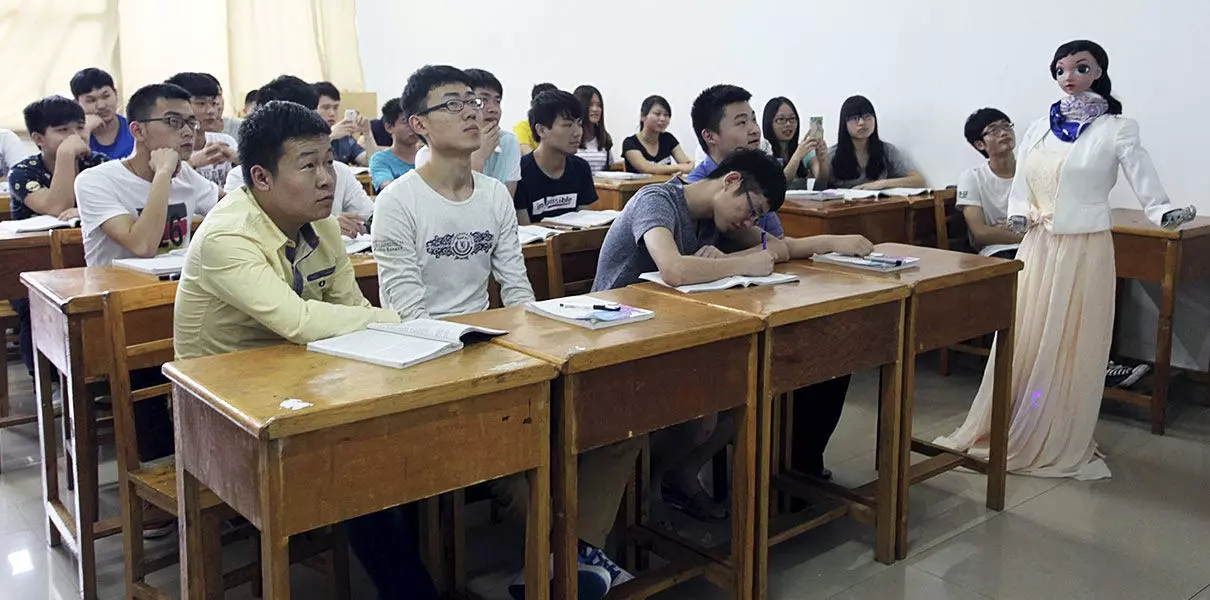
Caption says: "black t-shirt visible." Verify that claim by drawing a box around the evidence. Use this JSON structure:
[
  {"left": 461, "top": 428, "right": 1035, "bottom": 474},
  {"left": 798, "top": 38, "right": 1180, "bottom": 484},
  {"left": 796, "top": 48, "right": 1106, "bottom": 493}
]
[
  {"left": 621, "top": 132, "right": 679, "bottom": 173},
  {"left": 8, "top": 152, "right": 107, "bottom": 221},
  {"left": 514, "top": 153, "right": 599, "bottom": 222}
]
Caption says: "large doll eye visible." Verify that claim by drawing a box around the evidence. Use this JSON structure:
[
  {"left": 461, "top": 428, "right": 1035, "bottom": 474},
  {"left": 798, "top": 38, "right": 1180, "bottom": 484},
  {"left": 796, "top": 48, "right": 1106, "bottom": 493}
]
[
  {"left": 1055, "top": 67, "right": 1065, "bottom": 76},
  {"left": 1076, "top": 65, "right": 1092, "bottom": 74}
]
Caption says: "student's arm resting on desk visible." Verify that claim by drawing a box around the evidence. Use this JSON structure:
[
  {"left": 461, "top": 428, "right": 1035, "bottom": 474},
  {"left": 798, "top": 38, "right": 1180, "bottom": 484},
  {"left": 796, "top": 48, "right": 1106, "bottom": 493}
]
[
  {"left": 623, "top": 149, "right": 684, "bottom": 175},
  {"left": 644, "top": 227, "right": 772, "bottom": 286},
  {"left": 371, "top": 190, "right": 431, "bottom": 320},
  {"left": 490, "top": 185, "right": 536, "bottom": 307},
  {"left": 724, "top": 226, "right": 873, "bottom": 259}
]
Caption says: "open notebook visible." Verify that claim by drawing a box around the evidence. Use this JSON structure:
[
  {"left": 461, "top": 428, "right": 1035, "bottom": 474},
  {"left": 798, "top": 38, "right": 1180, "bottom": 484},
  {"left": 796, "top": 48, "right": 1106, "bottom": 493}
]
[
  {"left": 342, "top": 234, "right": 373, "bottom": 254},
  {"left": 517, "top": 225, "right": 562, "bottom": 245},
  {"left": 785, "top": 190, "right": 846, "bottom": 202},
  {"left": 593, "top": 172, "right": 652, "bottom": 181},
  {"left": 639, "top": 271, "right": 799, "bottom": 293},
  {"left": 540, "top": 210, "right": 620, "bottom": 229},
  {"left": 306, "top": 319, "right": 507, "bottom": 369},
  {"left": 112, "top": 250, "right": 187, "bottom": 277},
  {"left": 0, "top": 215, "right": 80, "bottom": 233},
  {"left": 811, "top": 252, "right": 920, "bottom": 272},
  {"left": 525, "top": 295, "right": 654, "bottom": 330}
]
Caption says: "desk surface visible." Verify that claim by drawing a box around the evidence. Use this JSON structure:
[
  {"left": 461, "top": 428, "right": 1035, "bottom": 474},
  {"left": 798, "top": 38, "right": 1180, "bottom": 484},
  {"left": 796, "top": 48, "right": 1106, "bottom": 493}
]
[
  {"left": 634, "top": 262, "right": 909, "bottom": 327},
  {"left": 447, "top": 286, "right": 762, "bottom": 373},
  {"left": 0, "top": 229, "right": 52, "bottom": 249},
  {"left": 781, "top": 197, "right": 911, "bottom": 218},
  {"left": 592, "top": 174, "right": 671, "bottom": 192},
  {"left": 164, "top": 342, "right": 557, "bottom": 441},
  {"left": 21, "top": 266, "right": 161, "bottom": 314},
  {"left": 811, "top": 243, "right": 1022, "bottom": 293},
  {"left": 1111, "top": 208, "right": 1210, "bottom": 240}
]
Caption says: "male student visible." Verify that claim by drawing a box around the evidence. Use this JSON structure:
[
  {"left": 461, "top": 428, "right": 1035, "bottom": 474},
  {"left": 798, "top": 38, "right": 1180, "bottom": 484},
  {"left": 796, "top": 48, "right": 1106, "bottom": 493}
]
[
  {"left": 241, "top": 88, "right": 259, "bottom": 117},
  {"left": 958, "top": 108, "right": 1022, "bottom": 258},
  {"left": 9, "top": 96, "right": 107, "bottom": 379},
  {"left": 515, "top": 82, "right": 557, "bottom": 154},
  {"left": 205, "top": 74, "right": 244, "bottom": 142},
  {"left": 75, "top": 83, "right": 220, "bottom": 266},
  {"left": 513, "top": 90, "right": 598, "bottom": 224},
  {"left": 165, "top": 72, "right": 240, "bottom": 188},
  {"left": 592, "top": 148, "right": 872, "bottom": 501},
  {"left": 225, "top": 76, "right": 373, "bottom": 237},
  {"left": 314, "top": 81, "right": 378, "bottom": 166},
  {"left": 373, "top": 65, "right": 629, "bottom": 600},
  {"left": 687, "top": 84, "right": 784, "bottom": 237},
  {"left": 71, "top": 67, "right": 135, "bottom": 159},
  {"left": 171, "top": 100, "right": 433, "bottom": 599},
  {"left": 414, "top": 68, "right": 522, "bottom": 195},
  {"left": 368, "top": 97, "right": 418, "bottom": 192}
]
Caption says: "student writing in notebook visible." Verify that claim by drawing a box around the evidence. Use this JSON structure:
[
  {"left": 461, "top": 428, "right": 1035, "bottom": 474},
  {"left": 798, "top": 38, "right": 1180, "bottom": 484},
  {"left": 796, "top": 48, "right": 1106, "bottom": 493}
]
[
  {"left": 687, "top": 84, "right": 785, "bottom": 236},
  {"left": 368, "top": 97, "right": 418, "bottom": 193},
  {"left": 71, "top": 67, "right": 135, "bottom": 160},
  {"left": 513, "top": 90, "right": 599, "bottom": 224},
  {"left": 314, "top": 81, "right": 378, "bottom": 166},
  {"left": 592, "top": 148, "right": 872, "bottom": 511},
  {"left": 621, "top": 95, "right": 694, "bottom": 175},
  {"left": 225, "top": 76, "right": 374, "bottom": 237},
  {"left": 827, "top": 95, "right": 926, "bottom": 190},
  {"left": 75, "top": 83, "right": 221, "bottom": 266},
  {"left": 957, "top": 108, "right": 1023, "bottom": 258},
  {"left": 514, "top": 82, "right": 557, "bottom": 154},
  {"left": 573, "top": 85, "right": 614, "bottom": 173},
  {"left": 164, "top": 72, "right": 240, "bottom": 190}
]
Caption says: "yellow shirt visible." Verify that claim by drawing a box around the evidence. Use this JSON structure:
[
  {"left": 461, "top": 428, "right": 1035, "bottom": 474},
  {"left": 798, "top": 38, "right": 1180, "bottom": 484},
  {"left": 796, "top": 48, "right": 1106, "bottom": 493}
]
[
  {"left": 513, "top": 119, "right": 536, "bottom": 151},
  {"left": 173, "top": 186, "right": 399, "bottom": 360}
]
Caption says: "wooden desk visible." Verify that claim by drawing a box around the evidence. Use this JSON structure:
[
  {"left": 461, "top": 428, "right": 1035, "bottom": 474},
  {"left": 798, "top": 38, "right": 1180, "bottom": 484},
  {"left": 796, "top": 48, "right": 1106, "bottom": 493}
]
[
  {"left": 591, "top": 174, "right": 671, "bottom": 211},
  {"left": 635, "top": 262, "right": 910, "bottom": 590},
  {"left": 0, "top": 190, "right": 12, "bottom": 222},
  {"left": 1109, "top": 208, "right": 1210, "bottom": 434},
  {"left": 450, "top": 287, "right": 763, "bottom": 600},
  {"left": 354, "top": 170, "right": 374, "bottom": 196},
  {"left": 779, "top": 197, "right": 911, "bottom": 243},
  {"left": 165, "top": 344, "right": 559, "bottom": 599},
  {"left": 806, "top": 243, "right": 1021, "bottom": 560},
  {"left": 0, "top": 230, "right": 53, "bottom": 302},
  {"left": 902, "top": 193, "right": 953, "bottom": 247}
]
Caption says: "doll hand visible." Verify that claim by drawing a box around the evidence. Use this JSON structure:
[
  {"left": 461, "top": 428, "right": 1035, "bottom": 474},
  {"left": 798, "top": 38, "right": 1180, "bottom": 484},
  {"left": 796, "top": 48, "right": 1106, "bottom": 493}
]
[
  {"left": 1161, "top": 206, "right": 1197, "bottom": 229},
  {"left": 1007, "top": 216, "right": 1028, "bottom": 235}
]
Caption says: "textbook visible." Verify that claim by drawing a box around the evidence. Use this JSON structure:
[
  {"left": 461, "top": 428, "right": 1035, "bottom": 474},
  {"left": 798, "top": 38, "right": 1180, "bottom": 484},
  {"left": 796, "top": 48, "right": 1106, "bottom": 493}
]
[
  {"left": 593, "top": 172, "right": 651, "bottom": 181},
  {"left": 811, "top": 251, "right": 920, "bottom": 272},
  {"left": 540, "top": 210, "right": 621, "bottom": 229},
  {"left": 112, "top": 250, "right": 187, "bottom": 277},
  {"left": 878, "top": 187, "right": 931, "bottom": 197},
  {"left": 517, "top": 225, "right": 562, "bottom": 245},
  {"left": 525, "top": 295, "right": 654, "bottom": 330},
  {"left": 306, "top": 319, "right": 507, "bottom": 369},
  {"left": 785, "top": 190, "right": 846, "bottom": 202},
  {"left": 0, "top": 215, "right": 80, "bottom": 233},
  {"left": 342, "top": 234, "right": 373, "bottom": 254},
  {"left": 638, "top": 271, "right": 800, "bottom": 293}
]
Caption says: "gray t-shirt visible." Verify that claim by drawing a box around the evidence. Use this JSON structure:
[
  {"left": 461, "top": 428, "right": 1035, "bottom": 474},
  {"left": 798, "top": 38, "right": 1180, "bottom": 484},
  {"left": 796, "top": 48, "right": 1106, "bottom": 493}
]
[
  {"left": 592, "top": 178, "right": 719, "bottom": 291},
  {"left": 827, "top": 141, "right": 918, "bottom": 188}
]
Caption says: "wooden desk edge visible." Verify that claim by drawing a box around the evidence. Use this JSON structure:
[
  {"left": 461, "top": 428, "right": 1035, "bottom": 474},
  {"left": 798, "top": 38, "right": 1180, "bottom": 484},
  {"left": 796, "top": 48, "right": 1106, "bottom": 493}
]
[{"left": 631, "top": 281, "right": 910, "bottom": 328}]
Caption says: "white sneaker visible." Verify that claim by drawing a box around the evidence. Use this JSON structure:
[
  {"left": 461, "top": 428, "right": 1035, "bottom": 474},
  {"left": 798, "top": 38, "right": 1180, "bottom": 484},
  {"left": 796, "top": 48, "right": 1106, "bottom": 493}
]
[
  {"left": 578, "top": 542, "right": 635, "bottom": 588},
  {"left": 506, "top": 554, "right": 610, "bottom": 600}
]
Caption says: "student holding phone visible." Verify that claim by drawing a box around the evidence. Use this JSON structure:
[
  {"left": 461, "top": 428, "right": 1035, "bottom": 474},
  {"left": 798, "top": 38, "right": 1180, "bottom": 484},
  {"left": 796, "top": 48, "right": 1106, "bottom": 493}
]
[
  {"left": 762, "top": 97, "right": 829, "bottom": 188},
  {"left": 314, "top": 81, "right": 379, "bottom": 166}
]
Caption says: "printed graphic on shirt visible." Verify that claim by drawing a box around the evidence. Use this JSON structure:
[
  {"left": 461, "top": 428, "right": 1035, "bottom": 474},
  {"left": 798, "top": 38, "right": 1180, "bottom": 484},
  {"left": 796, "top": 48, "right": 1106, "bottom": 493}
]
[
  {"left": 958, "top": 189, "right": 970, "bottom": 200},
  {"left": 137, "top": 203, "right": 190, "bottom": 253},
  {"left": 425, "top": 230, "right": 495, "bottom": 260},
  {"left": 533, "top": 193, "right": 577, "bottom": 216}
]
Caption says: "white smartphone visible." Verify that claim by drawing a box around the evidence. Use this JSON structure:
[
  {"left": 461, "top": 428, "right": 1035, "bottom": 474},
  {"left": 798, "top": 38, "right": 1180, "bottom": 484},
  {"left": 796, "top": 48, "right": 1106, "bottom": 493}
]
[
  {"left": 345, "top": 109, "right": 358, "bottom": 122},
  {"left": 808, "top": 116, "right": 824, "bottom": 139}
]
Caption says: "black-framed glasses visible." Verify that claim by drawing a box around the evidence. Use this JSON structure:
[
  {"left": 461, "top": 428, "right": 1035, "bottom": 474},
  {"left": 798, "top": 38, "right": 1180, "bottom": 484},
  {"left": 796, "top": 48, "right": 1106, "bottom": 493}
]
[
  {"left": 139, "top": 115, "right": 200, "bottom": 131},
  {"left": 415, "top": 97, "right": 486, "bottom": 116},
  {"left": 745, "top": 190, "right": 768, "bottom": 223},
  {"left": 982, "top": 122, "right": 1015, "bottom": 137},
  {"left": 773, "top": 116, "right": 799, "bottom": 126}
]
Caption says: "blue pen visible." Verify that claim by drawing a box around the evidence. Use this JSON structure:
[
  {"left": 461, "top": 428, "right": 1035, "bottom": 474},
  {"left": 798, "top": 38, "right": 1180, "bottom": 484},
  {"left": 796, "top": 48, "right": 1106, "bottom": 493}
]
[{"left": 762, "top": 231, "right": 767, "bottom": 250}]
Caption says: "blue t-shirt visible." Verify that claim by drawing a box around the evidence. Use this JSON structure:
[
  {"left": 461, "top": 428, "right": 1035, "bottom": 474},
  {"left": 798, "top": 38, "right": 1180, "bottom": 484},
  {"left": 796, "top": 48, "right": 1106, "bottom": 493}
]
[
  {"left": 483, "top": 130, "right": 522, "bottom": 185},
  {"left": 331, "top": 136, "right": 365, "bottom": 164},
  {"left": 368, "top": 150, "right": 415, "bottom": 192},
  {"left": 89, "top": 114, "right": 135, "bottom": 159},
  {"left": 685, "top": 155, "right": 784, "bottom": 236}
]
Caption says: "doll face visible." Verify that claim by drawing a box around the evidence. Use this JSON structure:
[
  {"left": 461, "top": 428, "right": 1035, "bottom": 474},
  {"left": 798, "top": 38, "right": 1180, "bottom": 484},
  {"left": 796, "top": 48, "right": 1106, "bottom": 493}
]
[{"left": 1054, "top": 51, "right": 1103, "bottom": 95}]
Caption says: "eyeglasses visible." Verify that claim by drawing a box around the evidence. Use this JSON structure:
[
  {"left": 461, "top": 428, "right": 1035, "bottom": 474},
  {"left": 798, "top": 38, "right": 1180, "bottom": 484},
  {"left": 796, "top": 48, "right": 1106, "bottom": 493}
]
[
  {"left": 745, "top": 190, "right": 768, "bottom": 223},
  {"left": 845, "top": 113, "right": 875, "bottom": 124},
  {"left": 415, "top": 97, "right": 486, "bottom": 116},
  {"left": 139, "top": 115, "right": 201, "bottom": 131},
  {"left": 773, "top": 116, "right": 799, "bottom": 126},
  {"left": 982, "top": 122, "right": 1015, "bottom": 137}
]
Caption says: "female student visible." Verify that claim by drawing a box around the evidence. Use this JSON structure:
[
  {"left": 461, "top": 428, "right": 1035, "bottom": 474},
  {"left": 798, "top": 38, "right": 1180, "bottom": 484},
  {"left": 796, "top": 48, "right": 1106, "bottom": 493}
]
[
  {"left": 763, "top": 97, "right": 829, "bottom": 187},
  {"left": 573, "top": 84, "right": 613, "bottom": 172},
  {"left": 621, "top": 95, "right": 693, "bottom": 175},
  {"left": 828, "top": 95, "right": 926, "bottom": 190},
  {"left": 935, "top": 40, "right": 1196, "bottom": 479}
]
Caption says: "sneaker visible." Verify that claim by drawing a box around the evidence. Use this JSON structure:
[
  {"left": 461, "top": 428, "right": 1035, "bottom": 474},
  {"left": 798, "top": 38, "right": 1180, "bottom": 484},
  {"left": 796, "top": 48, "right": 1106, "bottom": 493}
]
[
  {"left": 507, "top": 553, "right": 611, "bottom": 600},
  {"left": 578, "top": 541, "right": 635, "bottom": 589},
  {"left": 1106, "top": 362, "right": 1150, "bottom": 389},
  {"left": 1117, "top": 363, "right": 1149, "bottom": 389},
  {"left": 142, "top": 518, "right": 177, "bottom": 540}
]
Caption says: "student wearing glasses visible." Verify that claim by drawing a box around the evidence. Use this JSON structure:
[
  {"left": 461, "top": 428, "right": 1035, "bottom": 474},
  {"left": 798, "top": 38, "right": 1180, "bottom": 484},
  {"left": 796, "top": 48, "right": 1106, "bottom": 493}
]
[
  {"left": 827, "top": 95, "right": 925, "bottom": 190},
  {"left": 763, "top": 97, "right": 829, "bottom": 187},
  {"left": 957, "top": 108, "right": 1023, "bottom": 258}
]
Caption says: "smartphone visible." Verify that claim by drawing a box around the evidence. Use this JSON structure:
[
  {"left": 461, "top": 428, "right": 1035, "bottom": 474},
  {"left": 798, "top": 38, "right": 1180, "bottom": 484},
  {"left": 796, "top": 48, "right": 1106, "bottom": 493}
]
[
  {"left": 808, "top": 116, "right": 824, "bottom": 139},
  {"left": 345, "top": 108, "right": 358, "bottom": 122}
]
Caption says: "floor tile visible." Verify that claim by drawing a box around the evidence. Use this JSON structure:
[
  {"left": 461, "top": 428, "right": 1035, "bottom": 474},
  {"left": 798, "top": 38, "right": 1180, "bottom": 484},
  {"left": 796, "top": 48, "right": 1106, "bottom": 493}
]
[{"left": 827, "top": 564, "right": 993, "bottom": 600}]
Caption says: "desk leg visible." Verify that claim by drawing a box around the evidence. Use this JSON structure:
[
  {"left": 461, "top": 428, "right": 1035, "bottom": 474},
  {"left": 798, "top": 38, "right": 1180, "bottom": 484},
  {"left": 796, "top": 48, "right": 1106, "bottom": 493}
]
[
  {"left": 34, "top": 349, "right": 61, "bottom": 548},
  {"left": 729, "top": 336, "right": 758, "bottom": 600},
  {"left": 525, "top": 464, "right": 550, "bottom": 600},
  {"left": 895, "top": 300, "right": 916, "bottom": 562},
  {"left": 879, "top": 359, "right": 903, "bottom": 565},
  {"left": 987, "top": 290, "right": 1016, "bottom": 511},
  {"left": 552, "top": 383, "right": 578, "bottom": 600},
  {"left": 754, "top": 332, "right": 773, "bottom": 600},
  {"left": 64, "top": 328, "right": 98, "bottom": 599},
  {"left": 178, "top": 467, "right": 222, "bottom": 600},
  {"left": 1151, "top": 242, "right": 1181, "bottom": 435}
]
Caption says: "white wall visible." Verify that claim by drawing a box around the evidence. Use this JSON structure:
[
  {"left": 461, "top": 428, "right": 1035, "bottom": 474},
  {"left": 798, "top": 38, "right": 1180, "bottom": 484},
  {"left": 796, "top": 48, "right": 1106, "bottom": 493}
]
[{"left": 356, "top": 0, "right": 1210, "bottom": 370}]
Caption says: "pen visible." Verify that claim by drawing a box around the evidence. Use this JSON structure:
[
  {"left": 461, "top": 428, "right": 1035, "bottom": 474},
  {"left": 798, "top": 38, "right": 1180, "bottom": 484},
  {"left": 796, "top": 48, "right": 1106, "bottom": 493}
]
[
  {"left": 762, "top": 231, "right": 767, "bottom": 250},
  {"left": 860, "top": 255, "right": 904, "bottom": 266},
  {"left": 559, "top": 302, "right": 622, "bottom": 311}
]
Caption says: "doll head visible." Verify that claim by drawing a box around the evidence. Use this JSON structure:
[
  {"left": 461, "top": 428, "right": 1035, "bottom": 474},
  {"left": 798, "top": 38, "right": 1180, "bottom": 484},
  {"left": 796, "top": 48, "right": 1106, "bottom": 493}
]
[{"left": 1050, "top": 40, "right": 1122, "bottom": 114}]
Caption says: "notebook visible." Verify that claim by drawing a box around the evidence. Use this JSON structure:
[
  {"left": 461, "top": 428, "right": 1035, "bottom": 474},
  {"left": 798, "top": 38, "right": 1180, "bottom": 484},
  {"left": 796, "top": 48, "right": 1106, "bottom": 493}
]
[
  {"left": 306, "top": 319, "right": 507, "bottom": 369},
  {"left": 540, "top": 210, "right": 620, "bottom": 229},
  {"left": 825, "top": 189, "right": 882, "bottom": 200},
  {"left": 0, "top": 215, "right": 80, "bottom": 233},
  {"left": 811, "top": 252, "right": 920, "bottom": 272},
  {"left": 593, "top": 172, "right": 651, "bottom": 181},
  {"left": 878, "top": 187, "right": 931, "bottom": 197},
  {"left": 525, "top": 295, "right": 654, "bottom": 330},
  {"left": 342, "top": 234, "right": 373, "bottom": 254},
  {"left": 785, "top": 190, "right": 845, "bottom": 202},
  {"left": 517, "top": 225, "right": 562, "bottom": 245},
  {"left": 112, "top": 250, "right": 187, "bottom": 277},
  {"left": 639, "top": 271, "right": 800, "bottom": 293}
]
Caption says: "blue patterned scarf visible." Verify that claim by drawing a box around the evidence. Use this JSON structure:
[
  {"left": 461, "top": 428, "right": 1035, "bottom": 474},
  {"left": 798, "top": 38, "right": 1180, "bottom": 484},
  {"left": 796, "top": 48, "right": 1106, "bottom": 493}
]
[{"left": 1049, "top": 92, "right": 1109, "bottom": 143}]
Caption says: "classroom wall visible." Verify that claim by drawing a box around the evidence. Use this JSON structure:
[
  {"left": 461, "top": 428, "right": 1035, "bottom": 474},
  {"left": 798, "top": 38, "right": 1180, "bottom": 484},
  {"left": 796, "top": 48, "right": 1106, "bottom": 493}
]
[{"left": 355, "top": 0, "right": 1210, "bottom": 370}]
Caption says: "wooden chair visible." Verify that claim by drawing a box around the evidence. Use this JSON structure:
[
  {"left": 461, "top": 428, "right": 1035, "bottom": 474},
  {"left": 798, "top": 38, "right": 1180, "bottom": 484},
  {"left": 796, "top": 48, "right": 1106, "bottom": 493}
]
[
  {"left": 50, "top": 227, "right": 86, "bottom": 269},
  {"left": 933, "top": 187, "right": 992, "bottom": 375},
  {"left": 102, "top": 285, "right": 351, "bottom": 599},
  {"left": 545, "top": 227, "right": 609, "bottom": 298}
]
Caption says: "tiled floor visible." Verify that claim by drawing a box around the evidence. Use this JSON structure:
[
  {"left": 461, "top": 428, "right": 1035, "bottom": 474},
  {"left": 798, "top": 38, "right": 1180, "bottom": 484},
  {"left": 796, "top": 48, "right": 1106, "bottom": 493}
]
[{"left": 1, "top": 353, "right": 1207, "bottom": 599}]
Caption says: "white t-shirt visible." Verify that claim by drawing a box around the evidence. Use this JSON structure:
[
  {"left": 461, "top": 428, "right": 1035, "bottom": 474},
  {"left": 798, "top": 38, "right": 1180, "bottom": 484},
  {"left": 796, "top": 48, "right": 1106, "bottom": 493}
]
[
  {"left": 224, "top": 159, "right": 372, "bottom": 219},
  {"left": 956, "top": 162, "right": 1017, "bottom": 256},
  {"left": 371, "top": 170, "right": 534, "bottom": 320},
  {"left": 75, "top": 159, "right": 219, "bottom": 266},
  {"left": 193, "top": 132, "right": 238, "bottom": 191},
  {"left": 0, "top": 129, "right": 34, "bottom": 178},
  {"left": 576, "top": 138, "right": 610, "bottom": 173}
]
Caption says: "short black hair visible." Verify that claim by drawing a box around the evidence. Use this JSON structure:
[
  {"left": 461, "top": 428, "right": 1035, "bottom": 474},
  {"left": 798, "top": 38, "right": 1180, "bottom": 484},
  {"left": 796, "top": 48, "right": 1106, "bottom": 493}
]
[
  {"left": 244, "top": 89, "right": 260, "bottom": 105},
  {"left": 963, "top": 108, "right": 1012, "bottom": 157},
  {"left": 400, "top": 65, "right": 472, "bottom": 119},
  {"left": 70, "top": 68, "right": 115, "bottom": 99},
  {"left": 530, "top": 82, "right": 557, "bottom": 101},
  {"left": 528, "top": 90, "right": 582, "bottom": 143},
  {"left": 238, "top": 100, "right": 331, "bottom": 186},
  {"left": 465, "top": 68, "right": 503, "bottom": 96},
  {"left": 258, "top": 75, "right": 319, "bottom": 110},
  {"left": 164, "top": 72, "right": 221, "bottom": 99},
  {"left": 705, "top": 147, "right": 788, "bottom": 212},
  {"left": 126, "top": 83, "right": 192, "bottom": 122},
  {"left": 312, "top": 81, "right": 340, "bottom": 102},
  {"left": 381, "top": 97, "right": 404, "bottom": 126},
  {"left": 691, "top": 84, "right": 752, "bottom": 153},
  {"left": 23, "top": 96, "right": 86, "bottom": 135}
]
